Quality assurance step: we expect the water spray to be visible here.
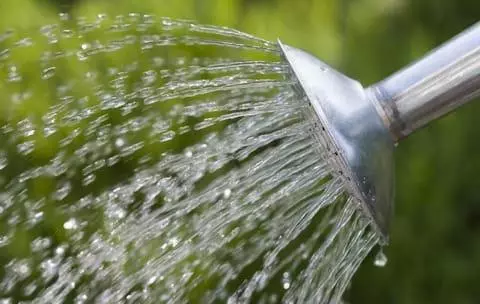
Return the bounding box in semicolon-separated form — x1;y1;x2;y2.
0;13;477;302
279;22;480;243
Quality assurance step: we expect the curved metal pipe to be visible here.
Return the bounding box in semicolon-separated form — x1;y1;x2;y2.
369;22;480;141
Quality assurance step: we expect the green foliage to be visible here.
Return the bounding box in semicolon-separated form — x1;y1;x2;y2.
0;0;479;303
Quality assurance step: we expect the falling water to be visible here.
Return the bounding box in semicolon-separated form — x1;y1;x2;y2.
0;14;379;303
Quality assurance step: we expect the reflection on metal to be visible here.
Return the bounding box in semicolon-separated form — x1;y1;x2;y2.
279;21;480;243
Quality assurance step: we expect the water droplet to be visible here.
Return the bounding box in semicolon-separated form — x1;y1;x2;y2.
33;211;44;222
31;237;51;252
374;248;388;267
168;237;180;247
282;272;291;290
159;130;175;142
16;37;33;47
23;282;37;296
77;51;87;61
75;293;88;304
97;13;107;20
223;188;232;199
42;67;56;80
0;235;10;247
107;204;126;220
59;12;70;21
54;181;71;201
55;245;67;256
142;70;157;85
0;49;10;60
176;57;186;66
7;64;21;82
62;29;74;38
85;71;97;80
39;24;59;44
115;137;126;148
107;155;120;167
17;141;35;155
63;218;78;230
162;19;173;26
0;151;7;170
83;174;96;186
40;258;59;280
18;118;36;137
44;125;57;137
13;260;32;279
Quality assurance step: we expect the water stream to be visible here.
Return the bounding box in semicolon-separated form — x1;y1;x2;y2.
0;14;379;303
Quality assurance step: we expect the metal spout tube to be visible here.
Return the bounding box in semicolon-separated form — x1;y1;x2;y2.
369;22;480;141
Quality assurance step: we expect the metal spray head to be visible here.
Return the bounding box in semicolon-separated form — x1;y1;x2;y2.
279;22;480;243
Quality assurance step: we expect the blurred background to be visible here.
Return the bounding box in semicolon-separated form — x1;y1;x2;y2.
0;0;479;303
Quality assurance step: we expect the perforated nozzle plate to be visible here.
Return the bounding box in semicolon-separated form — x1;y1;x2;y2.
278;41;395;243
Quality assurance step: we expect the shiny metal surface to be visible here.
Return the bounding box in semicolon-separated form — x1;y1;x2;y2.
278;42;395;243
370;22;480;141
279;22;480;243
